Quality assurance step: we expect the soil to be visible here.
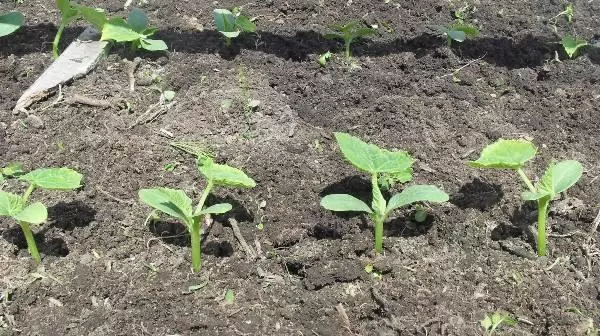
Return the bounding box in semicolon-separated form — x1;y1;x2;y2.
1;0;600;335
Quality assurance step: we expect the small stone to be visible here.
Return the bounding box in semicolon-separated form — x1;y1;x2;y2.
555;88;567;97
25;115;44;129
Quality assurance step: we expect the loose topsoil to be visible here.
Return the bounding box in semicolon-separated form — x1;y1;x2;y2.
1;0;599;335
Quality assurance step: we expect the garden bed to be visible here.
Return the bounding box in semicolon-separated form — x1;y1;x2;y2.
1;0;599;335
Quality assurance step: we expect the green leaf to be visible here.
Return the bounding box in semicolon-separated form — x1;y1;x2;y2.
0;12;25;37
197;203;232;216
56;0;78;19
371;181;387;215
197;158;255;188
1;162;24;177
469;139;537;169
127;8;148;33
446;29;466;42
235;15;256;33
356;27;377;37
101;18;141;42
140;38;168;51
320;194;373;213
0;191;24;217
449;23;480;37
220;31;240;38
0;175;4;184
139;188;193;223
385;185;449;214
20;168;82;190
224;289;234;304
213;9;236;32
76;6;107;29
162;90;175;102
378;169;413;190
561;35;588;58
532;160;582;200
334;132;414;174
13;202;47;224
317;51;332;66
325;32;343;40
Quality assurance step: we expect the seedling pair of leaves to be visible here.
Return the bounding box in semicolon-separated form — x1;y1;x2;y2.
438;22;480;46
213;8;256;47
101;8;167;52
320;133;449;253
54;0;109;58
139;156;255;272
0;162;24;185
470;139;582;256
326;20;376;59
0;12;24;38
481;312;518;336
0;167;82;263
550;4;588;58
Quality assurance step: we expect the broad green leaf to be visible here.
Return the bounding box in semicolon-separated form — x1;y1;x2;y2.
0;175;4;184
139;188;193;222
449;23;480;37
197;158;255;188
320;194;372;213
386;185;449;213
521;190;548;201
77;6;107;29
235;15;256;32
220;31;240;38
533;160;582;199
142;27;159;37
0;191;24;217
325;32;343;40
1;162;24;177
446;29;466;42
127;8;148;33
13;202;47;224
0;12;25;37
334;132;414;174
56;0;78;22
469;139;537;169
356;27;377;37
140;38;168;51
213;9;236;32
20;168;82;190
197;203;232;216
101;18;141;42
378;169;413;190
562;35;588;58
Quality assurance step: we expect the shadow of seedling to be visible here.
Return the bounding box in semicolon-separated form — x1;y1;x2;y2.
2;227;69;257
1;200;96;258
451;178;503;210
508;204;537;246
147;194;251;258
385;212;436;238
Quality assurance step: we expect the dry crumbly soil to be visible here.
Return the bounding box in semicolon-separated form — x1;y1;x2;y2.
1;0;600;335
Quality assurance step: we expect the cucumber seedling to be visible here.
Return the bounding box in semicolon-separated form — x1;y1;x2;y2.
0;162;24;185
438;22;479;46
54;0;108;58
101;8;167;52
0;167;82;263
469;139;583;256
320;133;449;253
325;20;376;59
480;312;518;336
213;7;256;47
0;11;24;38
139;156;255;272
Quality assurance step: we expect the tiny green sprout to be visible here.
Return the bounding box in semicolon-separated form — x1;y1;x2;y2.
101;8;167;52
317;51;332;67
364;264;382;279
469;139;583;256
325;20;377;59
0;12;24;38
0;162;25;185
162;90;175;103
0;167;82;263
54;0;107;59
414;204;428;223
139;156;255;273
439;22;480;46
213;8;256;47
163;161;179;172
561;35;588;58
224;289;235;304
321;133;449;253
481;312;518;336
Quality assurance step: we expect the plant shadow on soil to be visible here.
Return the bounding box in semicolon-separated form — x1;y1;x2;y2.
3;24;600;67
147;195;253;257
1;200;96;258
451;178;504;211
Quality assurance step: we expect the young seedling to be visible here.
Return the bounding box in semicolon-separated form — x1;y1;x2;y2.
213;8;256;47
561;35;588;58
480;312;518;336
317;51;332;67
54;0;107;59
325;20;377;59
139;156;255;272
0;11;24;38
320;133;449;253
0;167;82;263
101;8;167;52
0;162;25;185
439;22;480;46
469;139;582;256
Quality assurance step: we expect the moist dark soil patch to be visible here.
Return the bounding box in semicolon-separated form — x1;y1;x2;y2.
1;0;599;335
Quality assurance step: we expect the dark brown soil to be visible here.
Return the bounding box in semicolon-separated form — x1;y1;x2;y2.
1;0;599;335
